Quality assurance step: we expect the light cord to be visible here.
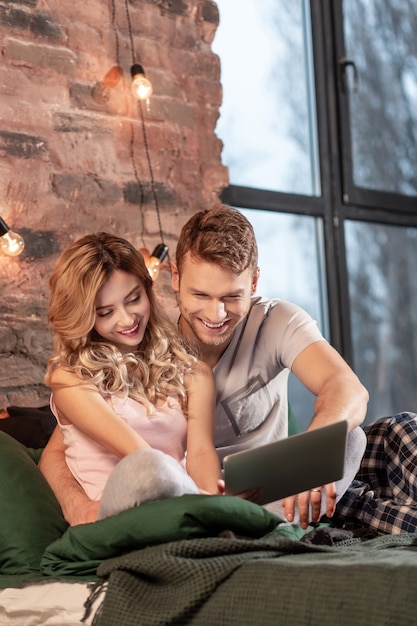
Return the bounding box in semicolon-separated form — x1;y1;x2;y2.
107;0;168;263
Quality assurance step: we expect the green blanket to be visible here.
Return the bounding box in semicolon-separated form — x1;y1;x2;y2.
1;493;281;589
39;495;281;579
0;430;281;589
88;533;417;626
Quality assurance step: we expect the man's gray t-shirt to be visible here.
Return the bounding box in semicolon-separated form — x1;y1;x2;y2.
212;297;325;464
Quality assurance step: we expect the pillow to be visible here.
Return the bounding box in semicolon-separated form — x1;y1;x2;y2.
0;431;68;583
0;405;57;448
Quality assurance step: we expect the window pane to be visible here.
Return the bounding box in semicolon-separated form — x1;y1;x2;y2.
239;208;328;430
345;221;417;423
213;0;320;196
343;1;417;196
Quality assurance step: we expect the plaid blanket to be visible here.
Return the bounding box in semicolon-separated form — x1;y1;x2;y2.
336;412;417;534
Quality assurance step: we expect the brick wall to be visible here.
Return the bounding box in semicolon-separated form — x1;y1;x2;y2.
0;0;228;407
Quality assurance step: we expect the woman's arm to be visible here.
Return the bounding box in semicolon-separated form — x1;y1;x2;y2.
40;368;150;525
184;360;222;494
50;367;150;458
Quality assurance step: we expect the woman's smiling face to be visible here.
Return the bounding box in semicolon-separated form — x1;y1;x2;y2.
94;269;150;351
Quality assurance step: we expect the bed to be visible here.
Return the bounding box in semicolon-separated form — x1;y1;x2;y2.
1;426;417;625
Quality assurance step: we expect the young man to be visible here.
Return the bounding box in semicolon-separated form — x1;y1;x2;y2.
40;205;368;528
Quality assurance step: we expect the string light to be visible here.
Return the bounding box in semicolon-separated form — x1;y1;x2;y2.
145;243;168;280
109;0;168;279
130;64;153;102
0;216;25;257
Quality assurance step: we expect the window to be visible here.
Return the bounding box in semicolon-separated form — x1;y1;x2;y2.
213;0;320;196
214;0;417;426
345;221;417;419
338;1;417;205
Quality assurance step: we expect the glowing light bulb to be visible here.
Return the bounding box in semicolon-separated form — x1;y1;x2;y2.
130;64;153;102
0;217;24;257
145;243;168;280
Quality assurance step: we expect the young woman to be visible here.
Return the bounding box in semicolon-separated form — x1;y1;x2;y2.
44;232;222;521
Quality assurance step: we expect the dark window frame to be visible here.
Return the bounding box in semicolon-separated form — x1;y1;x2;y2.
220;0;417;373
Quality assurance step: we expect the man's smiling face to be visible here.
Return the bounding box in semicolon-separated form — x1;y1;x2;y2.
172;252;259;351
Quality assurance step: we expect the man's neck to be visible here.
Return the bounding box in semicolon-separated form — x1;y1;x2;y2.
178;315;229;369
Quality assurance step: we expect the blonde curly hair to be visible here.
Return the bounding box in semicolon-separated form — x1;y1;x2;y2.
45;232;196;414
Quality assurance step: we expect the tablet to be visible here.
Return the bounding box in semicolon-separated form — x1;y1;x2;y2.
223;420;348;505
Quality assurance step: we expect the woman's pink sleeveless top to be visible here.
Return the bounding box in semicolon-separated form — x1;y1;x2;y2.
51;393;187;500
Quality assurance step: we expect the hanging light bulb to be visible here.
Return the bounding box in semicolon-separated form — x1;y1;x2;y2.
0;216;25;257
144;243;168;281
130;64;153;102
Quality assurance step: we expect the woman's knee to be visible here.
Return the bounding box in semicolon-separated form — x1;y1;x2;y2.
98;448;199;520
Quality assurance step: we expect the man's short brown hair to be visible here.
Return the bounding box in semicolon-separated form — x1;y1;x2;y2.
176;204;258;275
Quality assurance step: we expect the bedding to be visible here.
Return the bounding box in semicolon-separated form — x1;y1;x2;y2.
0;581;95;626
0;427;283;623
3;423;417;626
0;405;57;448
0;431;68;589
0;429;281;588
40;494;281;579
88;532;417;626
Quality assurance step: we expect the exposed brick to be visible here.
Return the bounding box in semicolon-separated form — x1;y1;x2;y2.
0;326;18;354
196;4;218;44
17;228;61;260
0;393;8;408
46;3;110;30
185;76;222;106
200;0;218;24
68;81;129;117
160;47;217;82
0;4;31;30
202;163;228;197
30;11;63;41
51;173;123;206
0;0;226;405
162;0;189;16
5;38;76;74
198;51;220;82
0;6;63;41
123;181;175;206
5;388;50;406
0;354;46;388
21;324;53;360
2;0;37;6
0;130;47;159
53;111;110;133
134;0;189;17
65;21;104;56
172;17;199;49
145;69;183;99
148;99;195;127
69;81;110;112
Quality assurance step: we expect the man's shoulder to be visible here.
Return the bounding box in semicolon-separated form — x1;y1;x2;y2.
248;296;307;320
245;297;320;345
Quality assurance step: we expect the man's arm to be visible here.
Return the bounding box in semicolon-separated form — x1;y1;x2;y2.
291;340;369;432
285;340;368;528
39;427;99;526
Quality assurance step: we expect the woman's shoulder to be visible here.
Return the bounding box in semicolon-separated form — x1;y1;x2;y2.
49;364;89;388
193;359;213;377
184;359;215;389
